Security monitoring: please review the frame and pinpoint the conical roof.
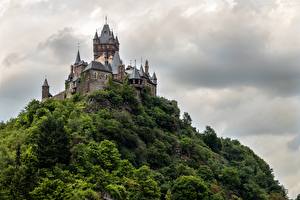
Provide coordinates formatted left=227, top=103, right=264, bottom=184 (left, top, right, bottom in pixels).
left=94, top=31, right=99, bottom=40
left=139, top=66, right=145, bottom=76
left=99, top=24, right=112, bottom=43
left=75, top=50, right=81, bottom=64
left=111, top=51, right=122, bottom=74
left=42, top=78, right=49, bottom=87
left=152, top=72, right=157, bottom=84
left=152, top=72, right=157, bottom=80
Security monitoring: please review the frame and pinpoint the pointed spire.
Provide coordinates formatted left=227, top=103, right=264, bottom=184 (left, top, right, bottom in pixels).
left=152, top=72, right=157, bottom=84
left=152, top=72, right=157, bottom=80
left=111, top=30, right=114, bottom=38
left=111, top=51, right=122, bottom=74
left=139, top=65, right=145, bottom=76
left=42, top=78, right=49, bottom=87
left=75, top=50, right=81, bottom=64
left=94, top=30, right=99, bottom=40
left=116, top=36, right=119, bottom=44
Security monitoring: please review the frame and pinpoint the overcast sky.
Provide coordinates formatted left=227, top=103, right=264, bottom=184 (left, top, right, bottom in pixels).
left=1, top=0, right=300, bottom=197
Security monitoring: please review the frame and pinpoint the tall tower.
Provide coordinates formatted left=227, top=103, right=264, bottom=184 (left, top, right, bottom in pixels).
left=42, top=78, right=50, bottom=100
left=93, top=21, right=119, bottom=60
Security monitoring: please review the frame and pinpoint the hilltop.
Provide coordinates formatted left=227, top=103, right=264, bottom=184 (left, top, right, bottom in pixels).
left=0, top=80, right=287, bottom=200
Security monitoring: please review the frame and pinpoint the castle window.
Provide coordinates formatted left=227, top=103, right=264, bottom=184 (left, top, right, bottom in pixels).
left=92, top=72, right=97, bottom=79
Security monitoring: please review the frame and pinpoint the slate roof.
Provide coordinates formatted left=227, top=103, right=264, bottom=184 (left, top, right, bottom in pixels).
left=42, top=78, right=49, bottom=87
left=99, top=24, right=113, bottom=44
left=139, top=66, right=145, bottom=76
left=74, top=50, right=81, bottom=64
left=151, top=72, right=157, bottom=84
left=83, top=61, right=112, bottom=73
left=129, top=67, right=141, bottom=79
left=111, top=52, right=122, bottom=74
left=152, top=72, right=157, bottom=80
left=94, top=31, right=99, bottom=40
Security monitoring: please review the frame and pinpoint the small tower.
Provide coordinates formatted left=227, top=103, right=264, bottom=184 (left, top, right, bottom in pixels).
left=93, top=21, right=119, bottom=60
left=152, top=72, right=157, bottom=84
left=93, top=30, right=100, bottom=59
left=42, top=78, right=50, bottom=100
left=145, top=60, right=149, bottom=75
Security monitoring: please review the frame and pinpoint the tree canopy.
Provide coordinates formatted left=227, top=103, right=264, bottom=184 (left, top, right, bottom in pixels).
left=0, top=82, right=288, bottom=199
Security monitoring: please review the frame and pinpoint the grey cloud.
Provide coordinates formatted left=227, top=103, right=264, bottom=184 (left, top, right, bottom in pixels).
left=172, top=87, right=300, bottom=137
left=288, top=135, right=300, bottom=151
left=118, top=3, right=300, bottom=97
left=37, top=27, right=90, bottom=65
left=1, top=0, right=300, bottom=197
left=1, top=52, right=25, bottom=68
left=0, top=27, right=86, bottom=119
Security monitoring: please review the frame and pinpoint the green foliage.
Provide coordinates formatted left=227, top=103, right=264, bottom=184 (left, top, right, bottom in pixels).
left=171, top=176, right=209, bottom=200
left=202, top=126, right=222, bottom=153
left=33, top=115, right=71, bottom=168
left=182, top=112, right=192, bottom=127
left=0, top=82, right=288, bottom=200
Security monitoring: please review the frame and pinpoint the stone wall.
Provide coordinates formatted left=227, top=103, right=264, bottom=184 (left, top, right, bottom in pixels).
left=52, top=91, right=66, bottom=100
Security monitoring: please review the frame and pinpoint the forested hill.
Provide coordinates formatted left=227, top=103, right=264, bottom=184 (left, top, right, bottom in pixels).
left=0, top=80, right=288, bottom=200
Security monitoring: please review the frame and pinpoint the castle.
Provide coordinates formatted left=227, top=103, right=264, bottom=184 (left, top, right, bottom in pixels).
left=42, top=21, right=157, bottom=100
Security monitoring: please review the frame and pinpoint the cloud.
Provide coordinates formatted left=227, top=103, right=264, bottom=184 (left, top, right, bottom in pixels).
left=118, top=1, right=300, bottom=97
left=1, top=52, right=25, bottom=68
left=0, top=27, right=87, bottom=121
left=37, top=27, right=89, bottom=65
left=288, top=134, right=300, bottom=151
left=166, top=86, right=300, bottom=137
left=1, top=0, right=300, bottom=198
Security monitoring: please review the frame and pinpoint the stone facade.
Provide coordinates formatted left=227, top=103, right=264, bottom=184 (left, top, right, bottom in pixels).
left=42, top=22, right=157, bottom=101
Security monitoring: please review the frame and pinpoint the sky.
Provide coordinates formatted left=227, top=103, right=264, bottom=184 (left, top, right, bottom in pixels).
left=0, top=0, right=300, bottom=197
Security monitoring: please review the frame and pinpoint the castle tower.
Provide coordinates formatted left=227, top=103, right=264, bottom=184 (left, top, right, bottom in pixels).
left=42, top=78, right=50, bottom=100
left=93, top=21, right=119, bottom=60
left=145, top=60, right=149, bottom=75
left=72, top=49, right=87, bottom=78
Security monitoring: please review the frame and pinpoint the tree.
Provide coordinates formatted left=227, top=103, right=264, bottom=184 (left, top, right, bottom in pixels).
left=171, top=176, right=209, bottom=200
left=182, top=112, right=192, bottom=127
left=35, top=115, right=71, bottom=168
left=127, top=165, right=161, bottom=200
left=105, top=184, right=127, bottom=200
left=295, top=194, right=300, bottom=200
left=88, top=140, right=121, bottom=172
left=220, top=167, right=240, bottom=189
left=202, top=126, right=222, bottom=153
left=30, top=178, right=68, bottom=200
